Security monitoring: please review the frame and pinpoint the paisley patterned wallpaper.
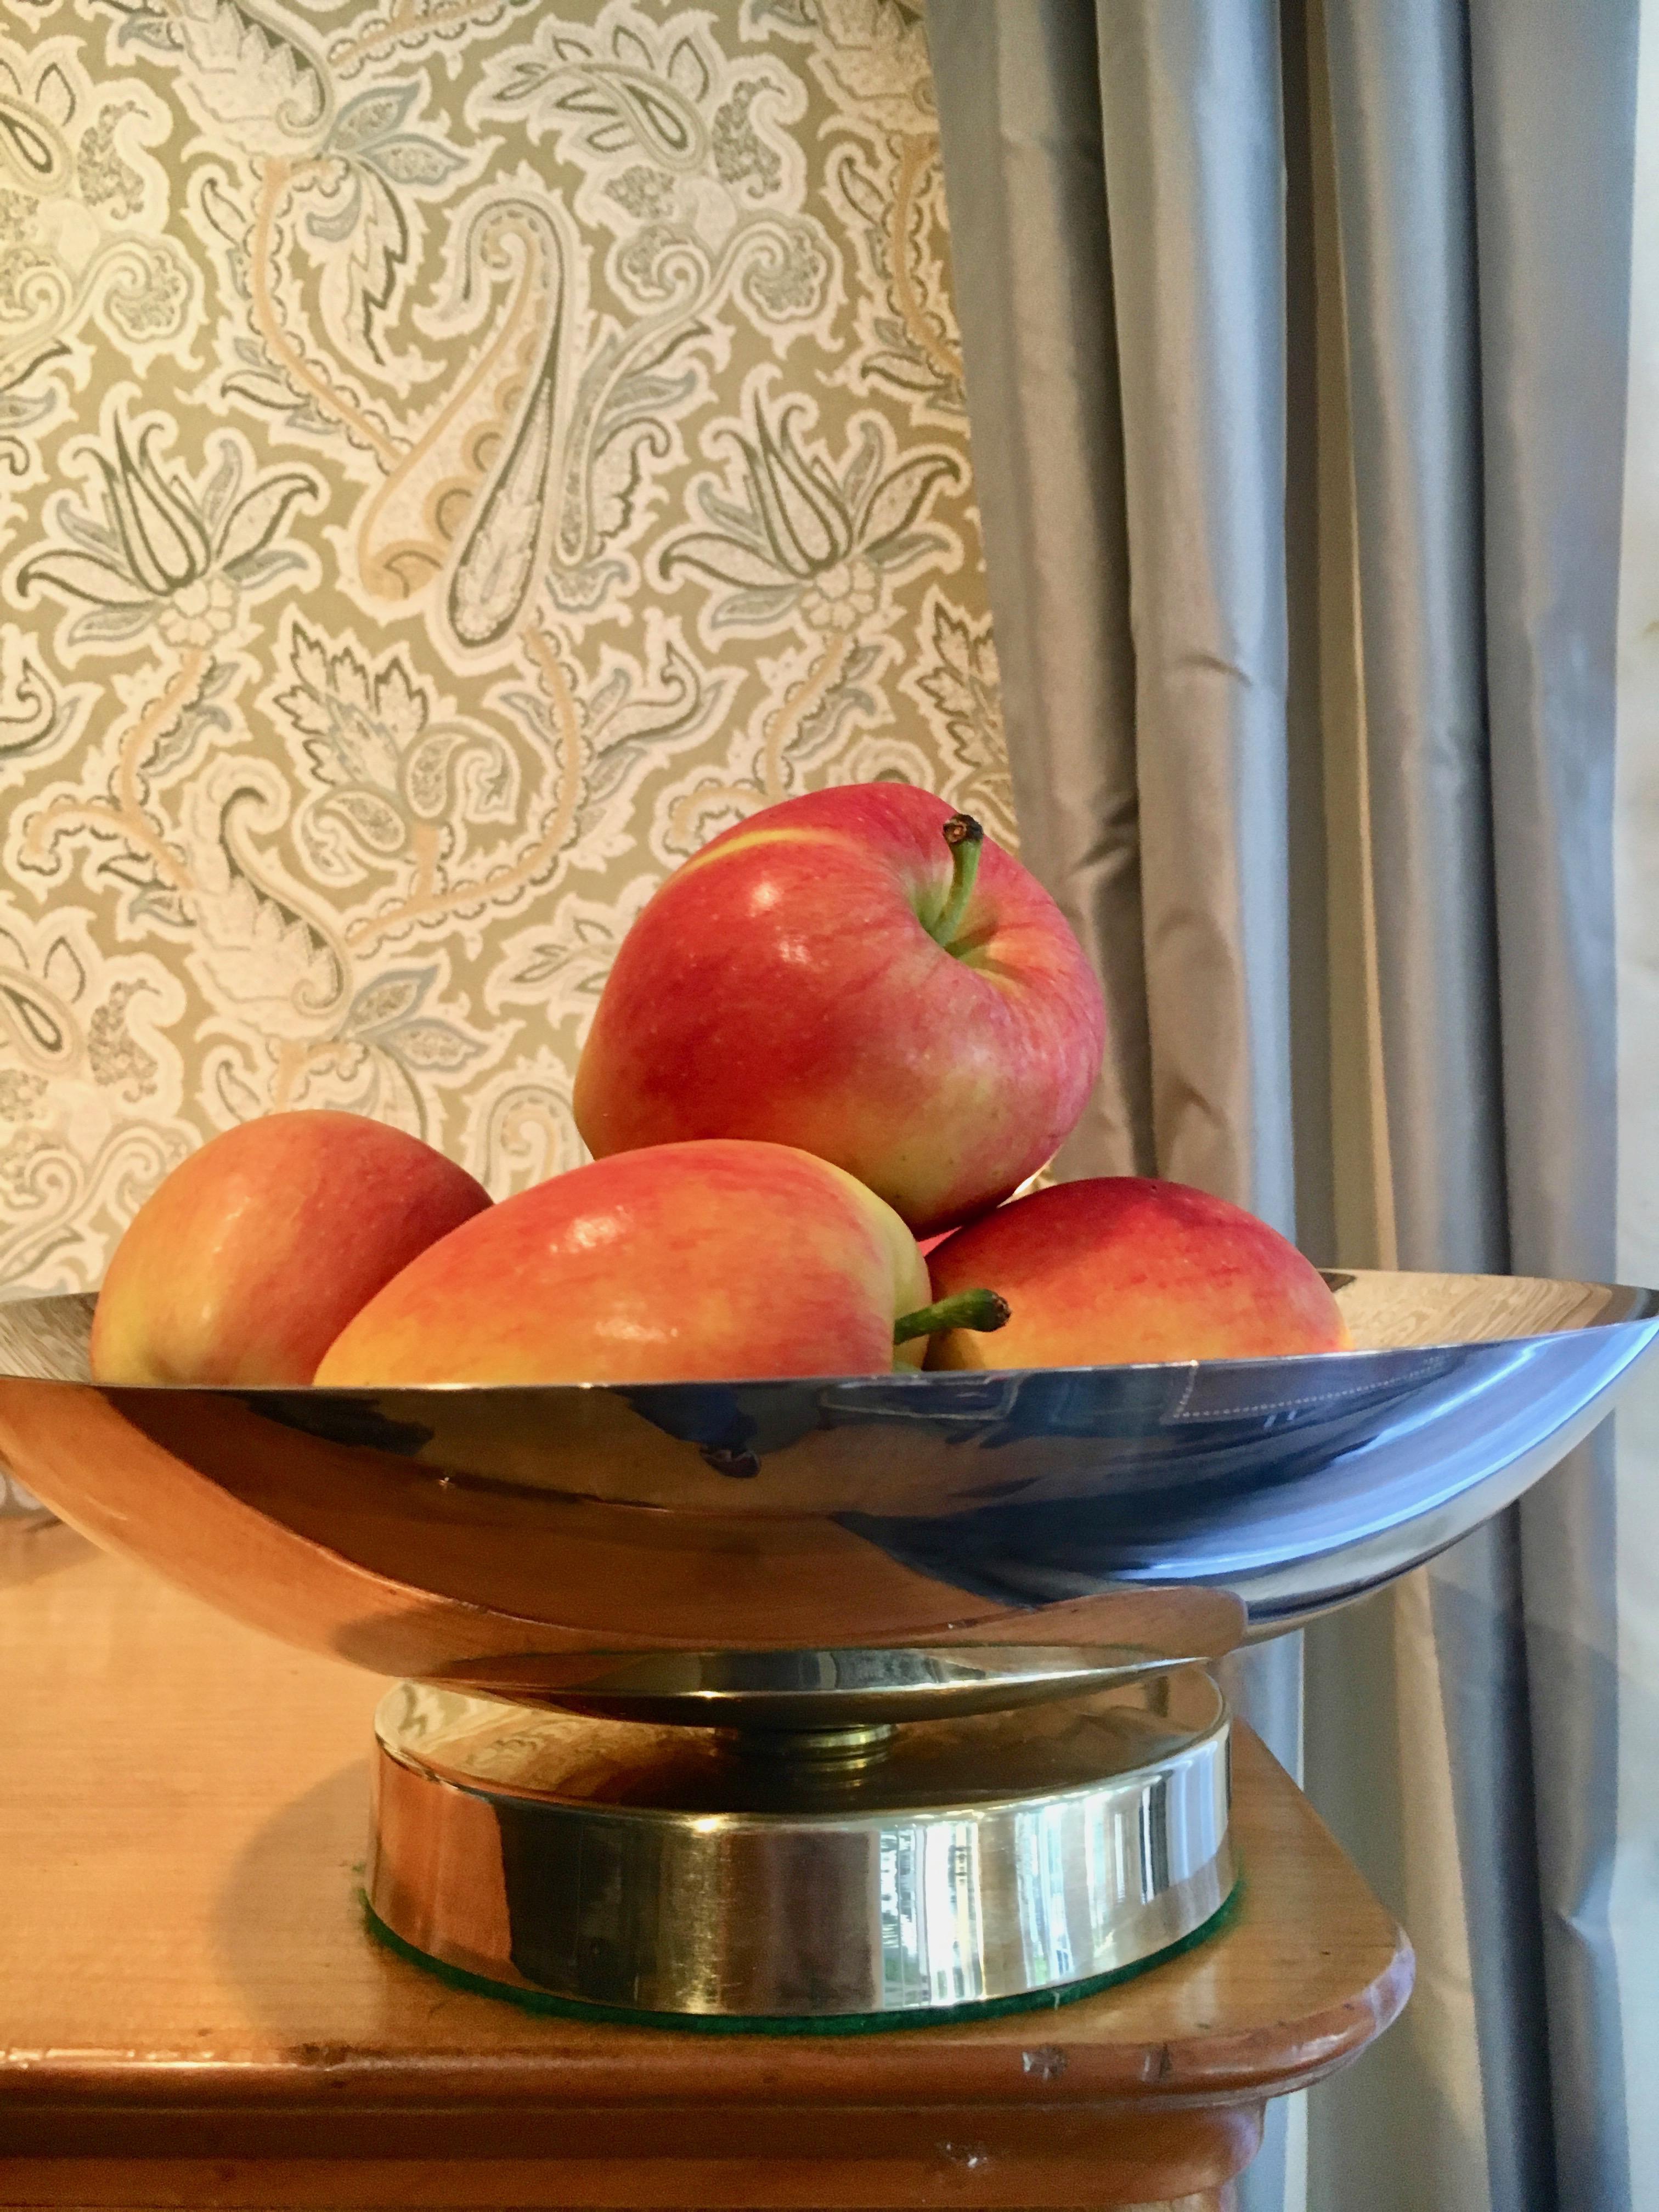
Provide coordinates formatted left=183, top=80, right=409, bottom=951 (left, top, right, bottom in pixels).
left=0, top=0, right=1009, bottom=1293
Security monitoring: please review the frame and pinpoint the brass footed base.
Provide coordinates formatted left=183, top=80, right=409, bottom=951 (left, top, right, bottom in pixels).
left=367, top=1668, right=1234, bottom=2023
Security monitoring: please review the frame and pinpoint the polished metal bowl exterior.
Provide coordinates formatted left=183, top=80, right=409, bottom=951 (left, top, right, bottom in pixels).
left=0, top=1271, right=1654, bottom=1705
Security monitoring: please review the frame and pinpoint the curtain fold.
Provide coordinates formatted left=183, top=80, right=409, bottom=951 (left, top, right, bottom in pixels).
left=928, top=9, right=1151, bottom=1183
left=932, top=1, right=1647, bottom=2207
left=1470, top=3, right=1640, bottom=2203
left=1613, top=10, right=1659, bottom=2183
left=1322, top=0, right=1505, bottom=1272
left=1092, top=1, right=1296, bottom=1231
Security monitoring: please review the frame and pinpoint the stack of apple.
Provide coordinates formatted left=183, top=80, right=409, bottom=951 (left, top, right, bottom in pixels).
left=90, top=786, right=1347, bottom=1390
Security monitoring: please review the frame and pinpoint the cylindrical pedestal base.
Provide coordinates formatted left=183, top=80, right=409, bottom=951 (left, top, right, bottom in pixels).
left=367, top=1669, right=1234, bottom=2025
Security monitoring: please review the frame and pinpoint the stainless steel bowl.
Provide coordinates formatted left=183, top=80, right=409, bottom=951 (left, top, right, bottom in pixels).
left=0, top=1270, right=1653, bottom=1723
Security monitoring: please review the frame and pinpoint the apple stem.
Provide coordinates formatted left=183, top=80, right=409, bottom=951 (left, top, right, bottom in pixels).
left=930, top=813, right=983, bottom=948
left=893, top=1285, right=1011, bottom=1346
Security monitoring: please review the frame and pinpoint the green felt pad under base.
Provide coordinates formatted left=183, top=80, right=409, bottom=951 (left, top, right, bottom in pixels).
left=359, top=1874, right=1243, bottom=2038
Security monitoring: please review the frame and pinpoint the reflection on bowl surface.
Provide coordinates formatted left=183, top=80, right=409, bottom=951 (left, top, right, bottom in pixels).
left=0, top=1271, right=1653, bottom=1703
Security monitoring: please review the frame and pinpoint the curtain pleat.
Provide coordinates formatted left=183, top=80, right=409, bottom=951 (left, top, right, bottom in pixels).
left=1093, top=0, right=1296, bottom=1234
left=1469, top=3, right=1640, bottom=2205
left=1322, top=0, right=1505, bottom=1272
left=929, top=8, right=1153, bottom=1183
left=1613, top=5, right=1659, bottom=2182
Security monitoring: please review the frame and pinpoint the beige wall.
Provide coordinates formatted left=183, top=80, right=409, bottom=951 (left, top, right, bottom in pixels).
left=0, top=0, right=1008, bottom=1291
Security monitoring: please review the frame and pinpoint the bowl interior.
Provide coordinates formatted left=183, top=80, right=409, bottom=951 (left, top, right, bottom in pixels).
left=0, top=1267, right=1645, bottom=1387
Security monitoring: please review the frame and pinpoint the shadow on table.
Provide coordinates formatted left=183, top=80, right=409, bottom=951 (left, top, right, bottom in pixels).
left=210, top=1757, right=554, bottom=2061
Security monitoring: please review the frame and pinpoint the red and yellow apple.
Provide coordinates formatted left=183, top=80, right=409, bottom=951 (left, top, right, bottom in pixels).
left=315, top=1138, right=938, bottom=1386
left=572, top=784, right=1105, bottom=1237
left=90, top=1111, right=493, bottom=1387
left=924, top=1177, right=1351, bottom=1369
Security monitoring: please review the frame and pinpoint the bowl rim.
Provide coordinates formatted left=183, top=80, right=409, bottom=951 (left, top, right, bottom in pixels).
left=2, top=1272, right=1655, bottom=1399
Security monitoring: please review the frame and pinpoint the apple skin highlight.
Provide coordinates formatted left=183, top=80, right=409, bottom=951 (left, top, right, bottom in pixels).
left=924, top=1177, right=1351, bottom=1370
left=316, top=1138, right=933, bottom=1387
left=572, top=783, right=1106, bottom=1238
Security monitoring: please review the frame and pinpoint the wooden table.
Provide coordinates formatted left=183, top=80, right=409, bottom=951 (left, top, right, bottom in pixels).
left=0, top=1521, right=1410, bottom=2210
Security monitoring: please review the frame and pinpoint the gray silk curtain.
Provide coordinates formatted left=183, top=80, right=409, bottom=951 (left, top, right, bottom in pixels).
left=929, top=5, right=1641, bottom=2211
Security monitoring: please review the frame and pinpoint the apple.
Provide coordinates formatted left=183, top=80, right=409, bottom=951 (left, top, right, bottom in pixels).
left=571, top=785, right=1105, bottom=1237
left=90, top=1111, right=493, bottom=1387
left=923, top=1177, right=1351, bottom=1368
left=315, top=1138, right=943, bottom=1386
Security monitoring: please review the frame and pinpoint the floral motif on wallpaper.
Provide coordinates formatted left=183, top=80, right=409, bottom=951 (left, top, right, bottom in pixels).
left=0, top=0, right=1010, bottom=1291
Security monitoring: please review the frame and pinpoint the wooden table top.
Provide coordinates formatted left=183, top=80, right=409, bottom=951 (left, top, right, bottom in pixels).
left=0, top=1519, right=1410, bottom=2200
